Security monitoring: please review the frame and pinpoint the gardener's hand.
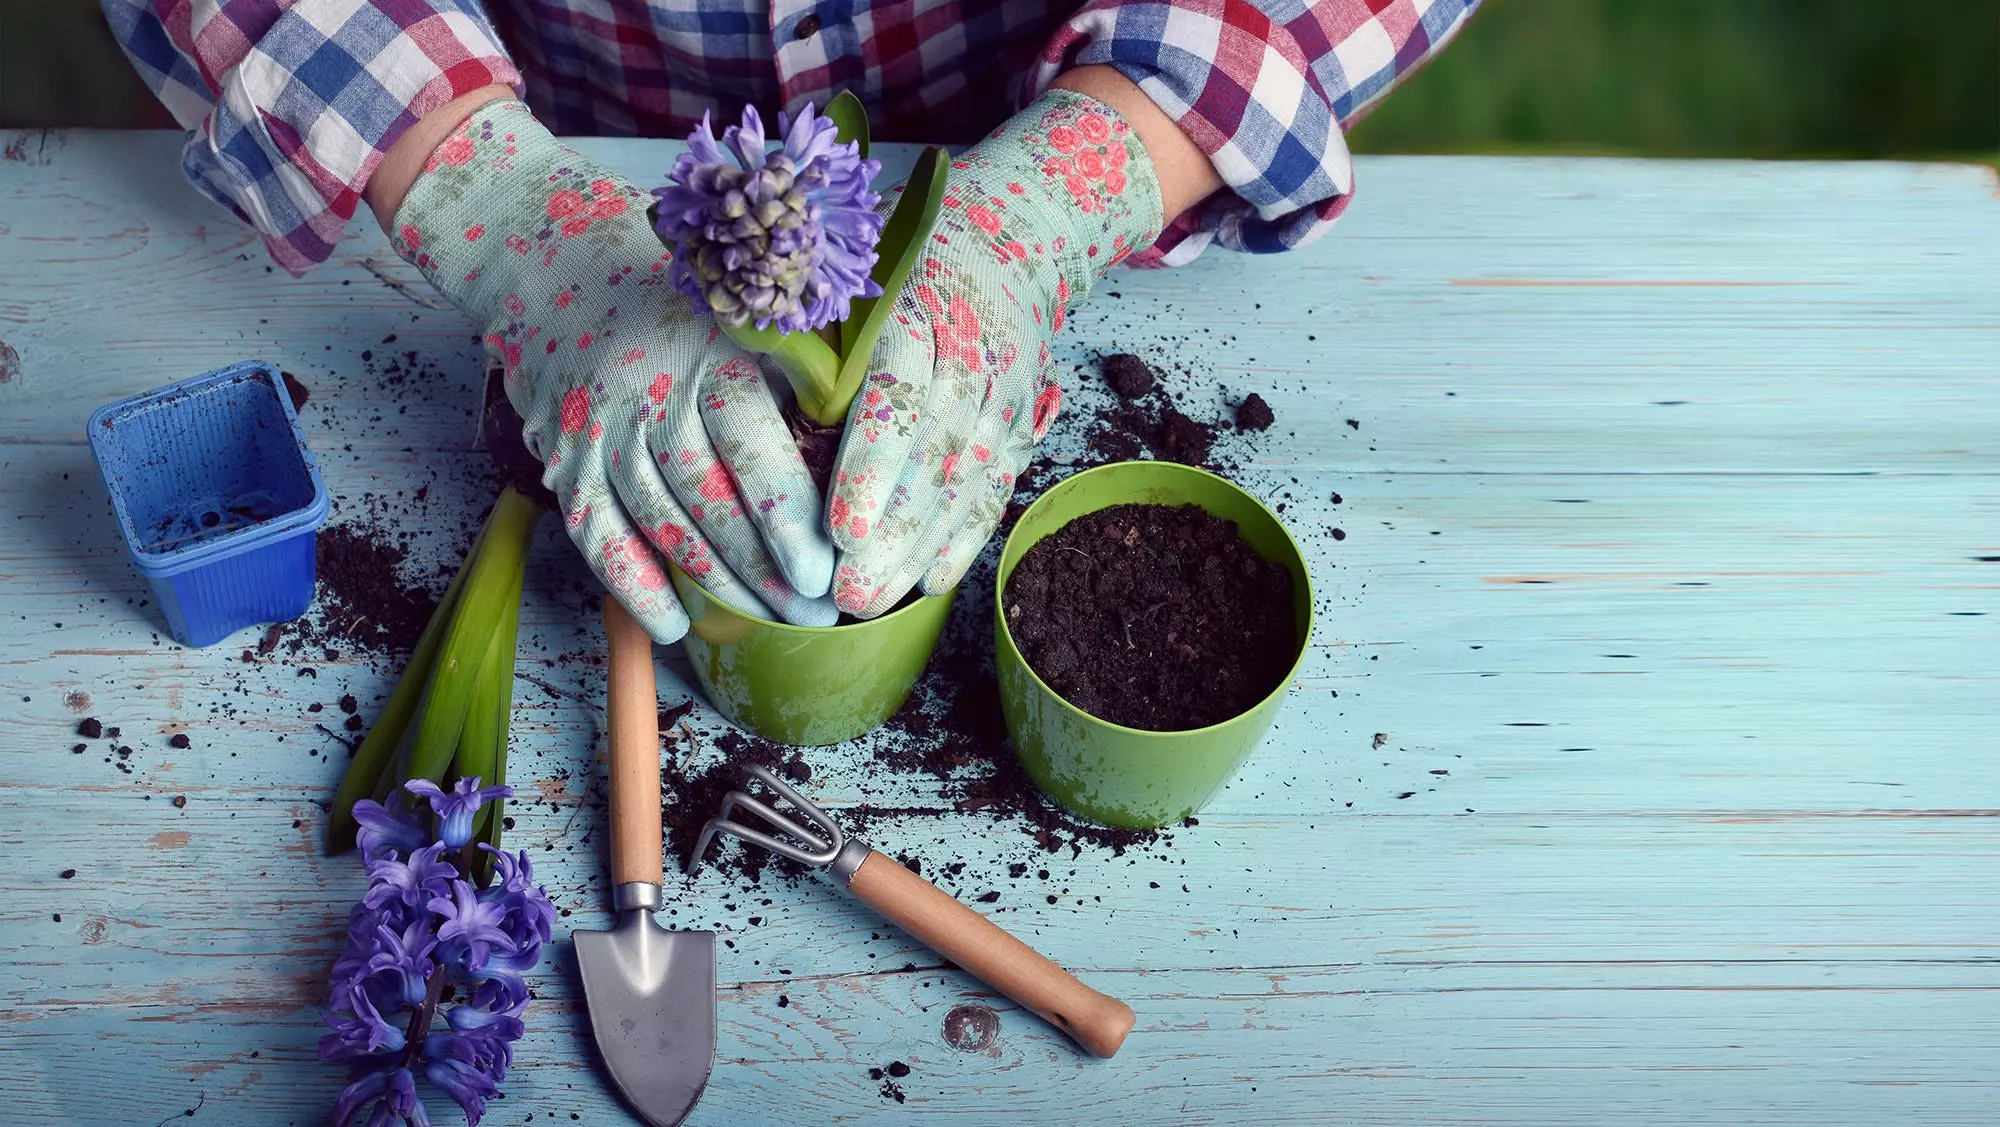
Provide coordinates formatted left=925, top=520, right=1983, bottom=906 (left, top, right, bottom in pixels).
left=390, top=99, right=837, bottom=641
left=826, top=87, right=1164, bottom=616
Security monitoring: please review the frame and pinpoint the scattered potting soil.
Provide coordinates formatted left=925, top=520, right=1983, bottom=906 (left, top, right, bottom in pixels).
left=309, top=524, right=443, bottom=656
left=1079, top=354, right=1226, bottom=472
left=76, top=717, right=102, bottom=739
left=1003, top=503, right=1297, bottom=731
left=1235, top=393, right=1274, bottom=431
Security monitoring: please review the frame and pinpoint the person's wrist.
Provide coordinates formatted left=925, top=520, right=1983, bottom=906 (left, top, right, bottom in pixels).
left=364, top=84, right=518, bottom=234
left=976, top=88, right=1163, bottom=300
left=1049, top=66, right=1218, bottom=225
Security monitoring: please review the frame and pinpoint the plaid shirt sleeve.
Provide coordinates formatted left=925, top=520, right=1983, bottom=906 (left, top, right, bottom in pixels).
left=1030, top=0, right=1481, bottom=265
left=103, top=0, right=521, bottom=274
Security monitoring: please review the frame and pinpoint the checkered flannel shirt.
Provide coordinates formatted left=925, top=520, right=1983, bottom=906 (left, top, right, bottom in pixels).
left=107, top=0, right=1479, bottom=274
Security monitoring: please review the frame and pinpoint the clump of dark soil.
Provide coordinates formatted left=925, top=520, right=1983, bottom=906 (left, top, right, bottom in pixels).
left=1003, top=503, right=1296, bottom=731
left=281, top=371, right=311, bottom=412
left=781, top=401, right=844, bottom=498
left=1101, top=353, right=1156, bottom=399
left=311, top=525, right=443, bottom=655
left=1235, top=393, right=1274, bottom=431
left=480, top=371, right=557, bottom=508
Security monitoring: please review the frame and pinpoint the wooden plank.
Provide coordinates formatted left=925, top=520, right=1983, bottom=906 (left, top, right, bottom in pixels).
left=1, top=131, right=1996, bottom=1125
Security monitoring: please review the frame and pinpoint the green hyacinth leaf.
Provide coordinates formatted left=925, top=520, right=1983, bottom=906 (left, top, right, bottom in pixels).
left=824, top=89, right=870, bottom=160
left=827, top=145, right=951, bottom=423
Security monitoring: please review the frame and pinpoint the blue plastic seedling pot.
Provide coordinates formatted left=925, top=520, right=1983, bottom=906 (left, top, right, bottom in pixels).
left=88, top=361, right=329, bottom=647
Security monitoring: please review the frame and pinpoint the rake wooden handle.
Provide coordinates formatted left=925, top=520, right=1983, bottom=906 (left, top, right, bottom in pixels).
left=845, top=848, right=1135, bottom=1058
left=602, top=598, right=663, bottom=889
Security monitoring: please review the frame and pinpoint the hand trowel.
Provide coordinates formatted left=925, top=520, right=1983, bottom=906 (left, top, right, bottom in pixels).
left=576, top=597, right=716, bottom=1126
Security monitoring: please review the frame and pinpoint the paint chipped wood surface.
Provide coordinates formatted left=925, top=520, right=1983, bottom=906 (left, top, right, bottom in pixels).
left=2, top=132, right=1997, bottom=1125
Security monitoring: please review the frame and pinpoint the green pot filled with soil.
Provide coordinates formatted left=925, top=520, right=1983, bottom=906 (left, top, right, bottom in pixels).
left=995, top=462, right=1312, bottom=827
left=673, top=562, right=955, bottom=746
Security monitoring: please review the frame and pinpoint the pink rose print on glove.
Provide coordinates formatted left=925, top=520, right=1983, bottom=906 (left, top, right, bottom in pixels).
left=916, top=285, right=983, bottom=370
left=559, top=386, right=591, bottom=435
left=423, top=129, right=475, bottom=173
left=646, top=372, right=673, bottom=404
left=604, top=535, right=667, bottom=591
left=966, top=205, right=1002, bottom=235
left=1077, top=113, right=1111, bottom=145
left=1048, top=126, right=1080, bottom=154
left=1032, top=383, right=1062, bottom=441
left=834, top=566, right=883, bottom=614
left=698, top=462, right=735, bottom=503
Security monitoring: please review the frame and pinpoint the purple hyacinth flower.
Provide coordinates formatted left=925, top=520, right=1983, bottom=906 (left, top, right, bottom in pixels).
left=353, top=795, right=428, bottom=860
left=365, top=917, right=440, bottom=1009
left=651, top=100, right=885, bottom=334
left=321, top=975, right=407, bottom=1059
left=420, top=1047, right=498, bottom=1127
left=430, top=879, right=515, bottom=972
left=364, top=842, right=460, bottom=915
left=335, top=1064, right=430, bottom=1127
left=404, top=777, right=512, bottom=849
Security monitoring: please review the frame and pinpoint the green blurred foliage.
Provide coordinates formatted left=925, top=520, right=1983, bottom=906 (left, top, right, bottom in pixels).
left=1351, top=0, right=1999, bottom=160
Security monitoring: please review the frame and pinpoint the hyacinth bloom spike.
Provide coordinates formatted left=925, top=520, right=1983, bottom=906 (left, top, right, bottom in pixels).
left=323, top=780, right=554, bottom=1127
left=651, top=102, right=884, bottom=336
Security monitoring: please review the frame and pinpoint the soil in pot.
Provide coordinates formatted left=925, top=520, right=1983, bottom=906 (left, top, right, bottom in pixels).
left=1003, top=503, right=1296, bottom=731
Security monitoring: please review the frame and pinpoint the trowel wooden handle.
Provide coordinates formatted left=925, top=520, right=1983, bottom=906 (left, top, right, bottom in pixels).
left=602, top=598, right=663, bottom=889
left=845, top=849, right=1135, bottom=1058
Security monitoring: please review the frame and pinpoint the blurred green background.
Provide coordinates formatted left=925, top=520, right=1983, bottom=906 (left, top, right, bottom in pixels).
left=4, top=0, right=1996, bottom=164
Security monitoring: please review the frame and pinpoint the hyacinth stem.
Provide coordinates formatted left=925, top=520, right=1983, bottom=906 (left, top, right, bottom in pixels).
left=331, top=488, right=539, bottom=852
left=461, top=557, right=524, bottom=885
left=722, top=320, right=848, bottom=426
left=402, top=488, right=540, bottom=790
left=400, top=959, right=450, bottom=1070
left=326, top=521, right=486, bottom=853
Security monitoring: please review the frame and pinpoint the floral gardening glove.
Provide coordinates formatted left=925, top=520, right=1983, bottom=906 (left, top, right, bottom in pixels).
left=392, top=100, right=838, bottom=640
left=829, top=90, right=1162, bottom=616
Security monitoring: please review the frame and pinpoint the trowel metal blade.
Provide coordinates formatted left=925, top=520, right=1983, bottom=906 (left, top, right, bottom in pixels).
left=575, top=916, right=717, bottom=1127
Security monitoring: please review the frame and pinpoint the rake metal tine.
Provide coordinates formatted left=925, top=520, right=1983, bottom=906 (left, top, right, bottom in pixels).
left=683, top=766, right=844, bottom=877
left=738, top=765, right=845, bottom=851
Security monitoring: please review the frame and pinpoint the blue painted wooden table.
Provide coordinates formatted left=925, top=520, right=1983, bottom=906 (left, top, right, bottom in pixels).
left=2, top=132, right=1996, bottom=1125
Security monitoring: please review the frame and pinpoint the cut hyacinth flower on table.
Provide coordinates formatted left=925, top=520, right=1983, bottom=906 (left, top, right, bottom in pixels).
left=324, top=778, right=556, bottom=1127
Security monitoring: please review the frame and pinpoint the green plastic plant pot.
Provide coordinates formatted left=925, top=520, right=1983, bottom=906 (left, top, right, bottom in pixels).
left=995, top=462, right=1314, bottom=828
left=671, top=562, right=955, bottom=747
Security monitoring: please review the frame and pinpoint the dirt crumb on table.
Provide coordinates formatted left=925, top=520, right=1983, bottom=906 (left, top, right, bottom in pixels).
left=1235, top=393, right=1275, bottom=431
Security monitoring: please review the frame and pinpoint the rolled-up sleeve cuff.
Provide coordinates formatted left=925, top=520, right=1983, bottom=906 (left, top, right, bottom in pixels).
left=1032, top=0, right=1479, bottom=264
left=177, top=1, right=520, bottom=274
